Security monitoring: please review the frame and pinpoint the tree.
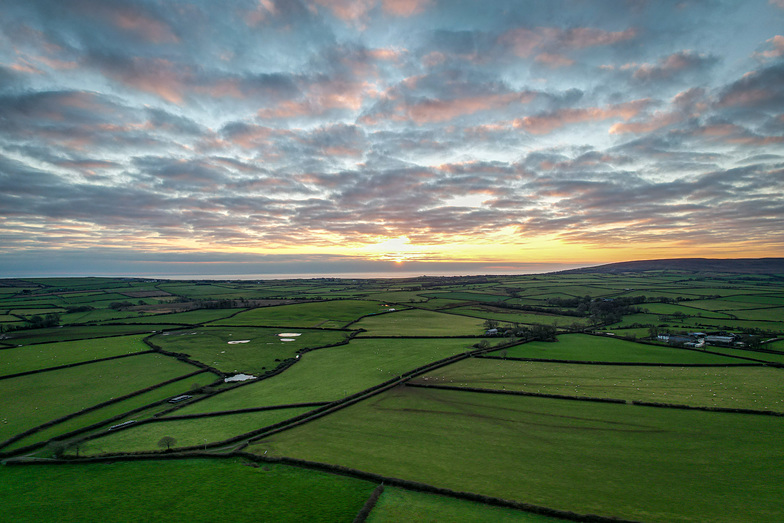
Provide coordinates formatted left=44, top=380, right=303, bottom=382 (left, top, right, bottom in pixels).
left=158, top=436, right=177, bottom=451
left=483, top=319, right=499, bottom=330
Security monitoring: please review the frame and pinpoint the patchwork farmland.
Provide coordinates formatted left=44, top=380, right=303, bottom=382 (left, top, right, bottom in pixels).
left=2, top=267, right=784, bottom=522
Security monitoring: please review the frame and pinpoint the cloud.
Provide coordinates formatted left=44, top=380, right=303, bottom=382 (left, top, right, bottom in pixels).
left=629, top=50, right=718, bottom=83
left=535, top=53, right=575, bottom=68
left=717, top=63, right=784, bottom=109
left=754, top=35, right=784, bottom=60
left=514, top=99, right=651, bottom=134
left=382, top=0, right=432, bottom=16
left=1, top=0, right=782, bottom=268
left=500, top=26, right=636, bottom=58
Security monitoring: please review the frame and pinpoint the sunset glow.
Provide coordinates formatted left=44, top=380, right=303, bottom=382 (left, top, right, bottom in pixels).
left=1, top=1, right=782, bottom=276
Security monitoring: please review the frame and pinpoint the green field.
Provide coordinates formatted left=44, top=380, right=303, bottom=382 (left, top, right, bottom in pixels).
left=449, top=306, right=590, bottom=327
left=213, top=300, right=386, bottom=328
left=0, top=353, right=202, bottom=445
left=77, top=407, right=316, bottom=455
left=2, top=273, right=783, bottom=522
left=0, top=325, right=180, bottom=346
left=171, top=338, right=480, bottom=414
left=0, top=335, right=151, bottom=376
left=150, top=327, right=347, bottom=374
left=368, top=486, right=562, bottom=522
left=412, top=358, right=784, bottom=410
left=3, top=375, right=211, bottom=452
left=100, top=308, right=247, bottom=325
left=0, top=459, right=374, bottom=522
left=354, top=308, right=485, bottom=336
left=249, top=386, right=784, bottom=522
left=496, top=334, right=743, bottom=364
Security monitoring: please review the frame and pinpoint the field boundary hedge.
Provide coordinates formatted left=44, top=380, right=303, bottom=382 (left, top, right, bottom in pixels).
left=0, top=368, right=209, bottom=453
left=476, top=355, right=766, bottom=367
left=405, top=382, right=628, bottom=405
left=0, top=350, right=157, bottom=381
left=353, top=483, right=385, bottom=523
left=630, top=400, right=784, bottom=417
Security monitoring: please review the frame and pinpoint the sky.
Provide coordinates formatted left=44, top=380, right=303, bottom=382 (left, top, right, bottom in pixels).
left=1, top=0, right=783, bottom=277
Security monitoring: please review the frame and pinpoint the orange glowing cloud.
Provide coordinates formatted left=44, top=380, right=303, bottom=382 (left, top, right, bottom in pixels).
left=501, top=26, right=636, bottom=58
left=535, top=52, right=575, bottom=68
left=382, top=0, right=433, bottom=16
left=362, top=91, right=536, bottom=125
left=515, top=99, right=650, bottom=134
left=609, top=111, right=681, bottom=134
left=112, top=9, right=179, bottom=44
left=314, top=0, right=374, bottom=24
left=754, top=35, right=784, bottom=60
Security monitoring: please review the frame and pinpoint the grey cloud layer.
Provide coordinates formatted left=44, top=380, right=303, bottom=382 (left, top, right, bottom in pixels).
left=0, top=0, right=782, bottom=264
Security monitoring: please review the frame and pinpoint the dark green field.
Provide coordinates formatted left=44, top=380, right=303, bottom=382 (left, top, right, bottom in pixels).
left=248, top=386, right=784, bottom=522
left=0, top=459, right=375, bottom=522
left=1, top=269, right=783, bottom=522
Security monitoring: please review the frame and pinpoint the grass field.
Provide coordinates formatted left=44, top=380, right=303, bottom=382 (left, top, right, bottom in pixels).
left=0, top=459, right=375, bottom=522
left=0, top=335, right=151, bottom=376
left=449, top=306, right=590, bottom=327
left=640, top=302, right=734, bottom=318
left=367, top=486, right=562, bottom=522
left=421, top=291, right=511, bottom=302
left=412, top=358, right=784, bottom=410
left=76, top=407, right=316, bottom=455
left=213, top=300, right=386, bottom=328
left=496, top=334, right=743, bottom=364
left=151, top=327, right=347, bottom=374
left=102, top=308, right=247, bottom=324
left=171, top=338, right=480, bottom=414
left=354, top=308, right=485, bottom=336
left=0, top=325, right=181, bottom=346
left=60, top=309, right=142, bottom=324
left=2, top=374, right=211, bottom=452
left=249, top=386, right=784, bottom=522
left=0, top=353, right=202, bottom=445
left=2, top=273, right=783, bottom=522
left=731, top=306, right=784, bottom=321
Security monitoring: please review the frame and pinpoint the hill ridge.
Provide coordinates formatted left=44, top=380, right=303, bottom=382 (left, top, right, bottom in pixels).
left=555, top=257, right=784, bottom=275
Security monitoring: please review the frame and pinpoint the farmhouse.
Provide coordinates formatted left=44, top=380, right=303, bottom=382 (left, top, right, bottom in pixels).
left=705, top=335, right=736, bottom=347
left=659, top=334, right=698, bottom=346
